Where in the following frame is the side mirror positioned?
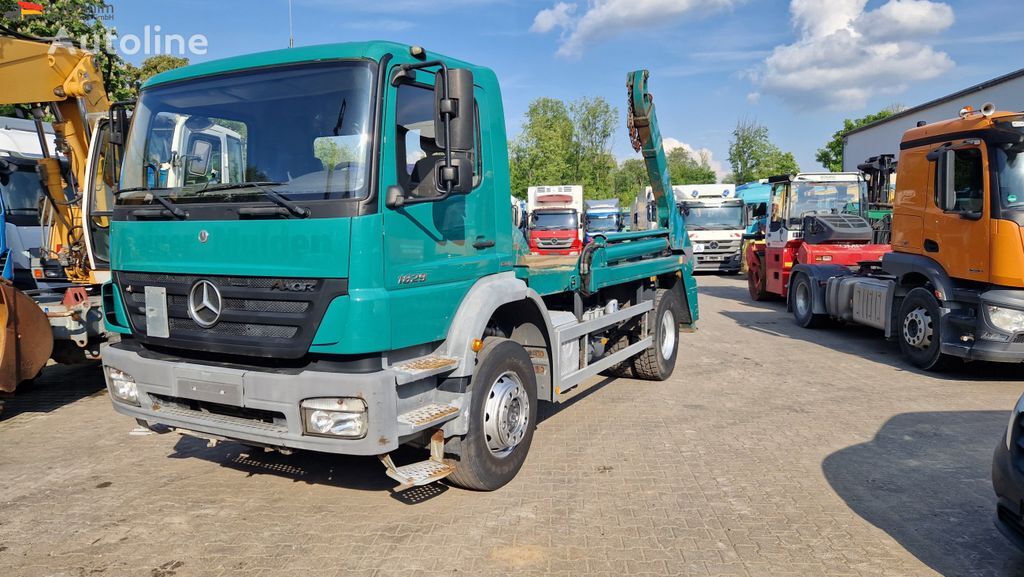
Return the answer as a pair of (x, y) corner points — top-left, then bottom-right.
(434, 68), (475, 152)
(435, 153), (473, 194)
(385, 185), (405, 209)
(108, 101), (133, 147)
(187, 139), (213, 177)
(938, 149), (957, 211)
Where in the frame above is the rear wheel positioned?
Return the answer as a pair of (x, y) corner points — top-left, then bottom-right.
(632, 288), (679, 381)
(791, 273), (826, 328)
(748, 253), (768, 301)
(600, 329), (635, 378)
(446, 338), (537, 491)
(897, 287), (958, 371)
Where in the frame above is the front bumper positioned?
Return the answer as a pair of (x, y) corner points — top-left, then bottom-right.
(994, 408), (1024, 551)
(693, 252), (742, 272)
(102, 341), (400, 455)
(940, 289), (1024, 363)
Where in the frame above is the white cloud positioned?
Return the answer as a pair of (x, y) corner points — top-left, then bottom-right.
(663, 137), (728, 182)
(746, 92), (761, 104)
(530, 0), (742, 58)
(531, 2), (576, 34)
(751, 0), (955, 110)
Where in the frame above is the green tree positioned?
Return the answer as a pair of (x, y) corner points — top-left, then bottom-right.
(815, 106), (903, 171)
(667, 147), (716, 185)
(132, 54), (189, 84)
(728, 118), (799, 183)
(0, 0), (136, 109)
(611, 158), (647, 207)
(508, 97), (574, 197)
(569, 96), (617, 199)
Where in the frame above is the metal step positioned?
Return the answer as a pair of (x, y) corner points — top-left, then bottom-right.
(397, 403), (460, 430)
(379, 430), (453, 491)
(391, 355), (460, 385)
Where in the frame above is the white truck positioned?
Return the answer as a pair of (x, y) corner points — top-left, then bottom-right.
(674, 184), (743, 273)
(526, 185), (583, 255)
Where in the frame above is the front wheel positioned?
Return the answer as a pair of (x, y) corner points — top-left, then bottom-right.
(897, 287), (957, 371)
(791, 273), (826, 328)
(632, 287), (680, 381)
(748, 253), (768, 301)
(446, 338), (538, 491)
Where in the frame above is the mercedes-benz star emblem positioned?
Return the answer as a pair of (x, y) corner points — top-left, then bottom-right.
(708, 241), (720, 250)
(188, 280), (222, 328)
(198, 230), (209, 243)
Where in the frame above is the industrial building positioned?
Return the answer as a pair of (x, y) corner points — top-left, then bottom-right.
(842, 67), (1024, 171)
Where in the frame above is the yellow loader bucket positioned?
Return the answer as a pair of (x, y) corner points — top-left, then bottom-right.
(0, 282), (52, 392)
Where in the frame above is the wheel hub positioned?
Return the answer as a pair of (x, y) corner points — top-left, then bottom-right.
(483, 371), (530, 458)
(795, 281), (810, 318)
(660, 307), (676, 359)
(902, 307), (933, 350)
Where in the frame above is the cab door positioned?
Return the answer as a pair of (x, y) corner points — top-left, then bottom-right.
(82, 117), (116, 281)
(764, 182), (789, 295)
(381, 66), (496, 350)
(924, 141), (990, 282)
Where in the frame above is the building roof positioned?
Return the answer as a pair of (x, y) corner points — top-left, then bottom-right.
(844, 67), (1024, 137)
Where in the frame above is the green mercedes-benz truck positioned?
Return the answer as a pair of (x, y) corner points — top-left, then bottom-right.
(100, 42), (698, 491)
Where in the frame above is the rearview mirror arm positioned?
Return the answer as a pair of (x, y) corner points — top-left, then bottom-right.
(396, 60), (455, 197)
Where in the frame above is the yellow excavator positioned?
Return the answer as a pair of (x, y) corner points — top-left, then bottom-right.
(0, 25), (114, 392)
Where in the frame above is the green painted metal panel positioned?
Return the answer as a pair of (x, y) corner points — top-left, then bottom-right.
(101, 281), (131, 334)
(110, 218), (351, 277)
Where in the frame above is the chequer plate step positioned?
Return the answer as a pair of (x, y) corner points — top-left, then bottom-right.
(397, 403), (460, 428)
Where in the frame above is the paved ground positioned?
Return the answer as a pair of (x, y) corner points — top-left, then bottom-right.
(2, 274), (1024, 577)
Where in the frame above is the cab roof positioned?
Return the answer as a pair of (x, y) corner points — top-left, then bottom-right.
(142, 41), (483, 89)
(899, 110), (1024, 146)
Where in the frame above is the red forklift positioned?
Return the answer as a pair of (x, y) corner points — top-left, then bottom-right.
(745, 172), (890, 303)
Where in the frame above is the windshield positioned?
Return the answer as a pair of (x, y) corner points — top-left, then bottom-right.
(533, 211), (578, 230)
(683, 204), (743, 230)
(0, 166), (43, 225)
(997, 147), (1024, 208)
(119, 61), (376, 205)
(788, 181), (864, 224)
(588, 213), (618, 231)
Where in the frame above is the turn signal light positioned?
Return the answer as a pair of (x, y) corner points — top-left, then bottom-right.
(471, 338), (484, 352)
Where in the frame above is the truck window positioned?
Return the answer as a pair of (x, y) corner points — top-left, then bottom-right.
(395, 81), (480, 198)
(946, 147), (984, 212)
(226, 134), (245, 184)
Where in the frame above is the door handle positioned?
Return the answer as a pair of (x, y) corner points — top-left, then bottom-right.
(924, 239), (939, 253)
(473, 238), (495, 249)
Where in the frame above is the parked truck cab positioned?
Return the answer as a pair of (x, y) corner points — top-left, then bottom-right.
(675, 184), (743, 273)
(527, 185), (583, 255)
(100, 44), (698, 491)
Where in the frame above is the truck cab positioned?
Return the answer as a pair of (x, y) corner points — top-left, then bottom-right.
(675, 184), (743, 273)
(99, 44), (698, 492)
(527, 185), (583, 255)
(584, 199), (622, 243)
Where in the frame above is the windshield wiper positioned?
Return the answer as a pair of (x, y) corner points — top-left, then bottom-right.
(149, 192), (187, 219)
(200, 182), (310, 218)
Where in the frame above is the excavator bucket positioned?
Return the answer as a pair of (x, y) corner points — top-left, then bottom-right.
(0, 282), (52, 392)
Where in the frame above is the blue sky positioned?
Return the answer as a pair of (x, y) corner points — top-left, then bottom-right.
(107, 0), (1024, 180)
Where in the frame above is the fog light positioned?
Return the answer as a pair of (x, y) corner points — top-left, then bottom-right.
(108, 368), (139, 406)
(301, 398), (367, 439)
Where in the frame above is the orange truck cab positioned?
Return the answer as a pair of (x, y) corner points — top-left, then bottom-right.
(786, 105), (1024, 371)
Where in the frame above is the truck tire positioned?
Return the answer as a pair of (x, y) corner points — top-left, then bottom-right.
(446, 338), (537, 491)
(791, 273), (826, 328)
(897, 287), (957, 371)
(748, 253), (768, 301)
(599, 328), (636, 378)
(632, 288), (679, 381)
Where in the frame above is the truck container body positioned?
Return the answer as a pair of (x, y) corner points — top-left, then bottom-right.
(527, 185), (583, 255)
(584, 198), (621, 243)
(675, 184), (742, 273)
(100, 44), (698, 490)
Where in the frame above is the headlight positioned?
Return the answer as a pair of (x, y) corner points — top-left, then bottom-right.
(986, 305), (1024, 333)
(301, 398), (367, 439)
(1007, 394), (1024, 449)
(107, 368), (139, 406)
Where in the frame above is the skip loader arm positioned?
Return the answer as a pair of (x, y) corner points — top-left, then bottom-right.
(626, 69), (687, 251)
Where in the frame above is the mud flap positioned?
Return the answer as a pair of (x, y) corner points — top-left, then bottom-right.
(0, 283), (53, 392)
